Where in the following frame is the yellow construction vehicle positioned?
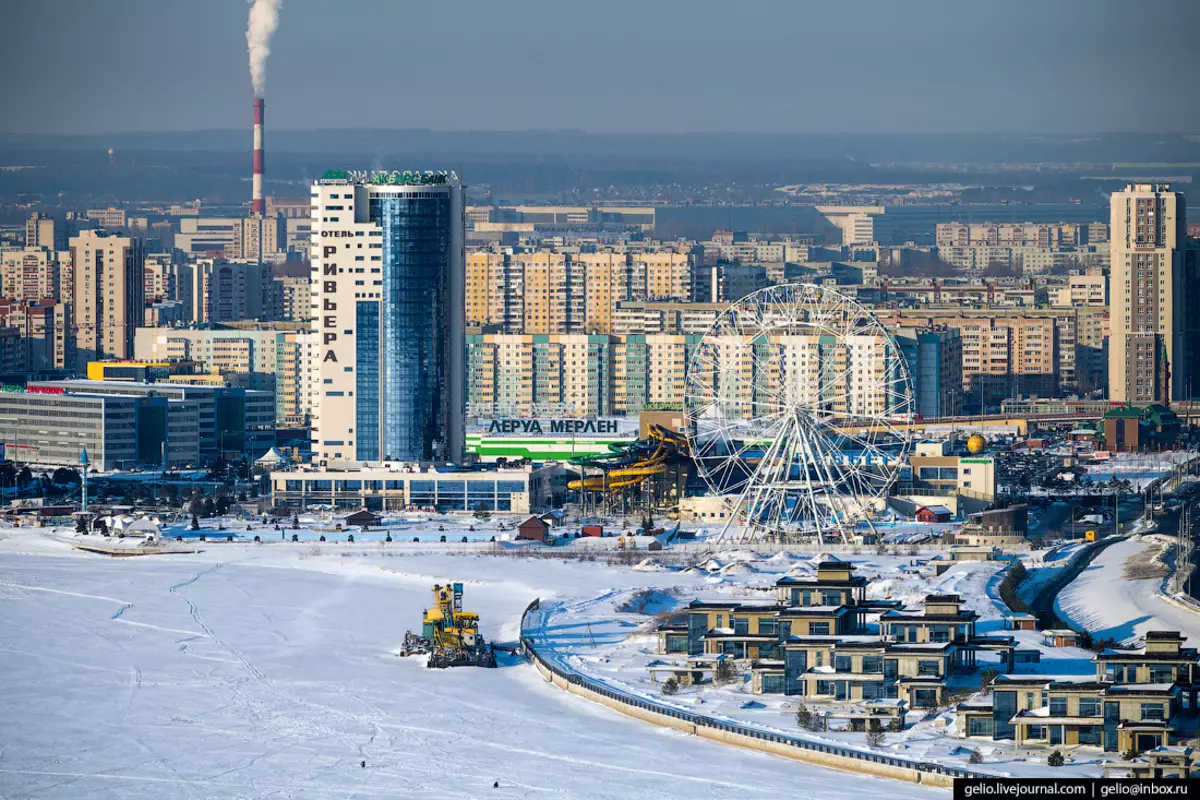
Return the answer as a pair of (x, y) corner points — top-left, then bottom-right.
(402, 583), (497, 668)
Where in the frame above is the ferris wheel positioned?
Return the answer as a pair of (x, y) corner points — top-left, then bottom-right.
(684, 284), (915, 543)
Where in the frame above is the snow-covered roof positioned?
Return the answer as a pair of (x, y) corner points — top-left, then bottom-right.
(1104, 683), (1176, 693)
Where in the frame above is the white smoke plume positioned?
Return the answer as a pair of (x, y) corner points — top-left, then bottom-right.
(247, 0), (283, 96)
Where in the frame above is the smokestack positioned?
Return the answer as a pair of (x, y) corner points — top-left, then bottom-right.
(253, 98), (265, 216)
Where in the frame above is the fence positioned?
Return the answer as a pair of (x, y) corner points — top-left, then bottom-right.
(517, 598), (984, 787)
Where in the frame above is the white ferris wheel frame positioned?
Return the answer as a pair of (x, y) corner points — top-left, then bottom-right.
(683, 283), (916, 544)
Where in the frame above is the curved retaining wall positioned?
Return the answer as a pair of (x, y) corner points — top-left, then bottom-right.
(518, 598), (980, 788)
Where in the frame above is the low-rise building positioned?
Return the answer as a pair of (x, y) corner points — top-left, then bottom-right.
(980, 631), (1200, 753)
(268, 462), (557, 513)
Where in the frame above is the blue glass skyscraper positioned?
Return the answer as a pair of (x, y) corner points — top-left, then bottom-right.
(312, 171), (465, 466)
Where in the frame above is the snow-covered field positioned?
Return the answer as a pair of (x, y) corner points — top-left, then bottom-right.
(0, 530), (939, 800)
(1082, 451), (1196, 492)
(1056, 535), (1200, 646)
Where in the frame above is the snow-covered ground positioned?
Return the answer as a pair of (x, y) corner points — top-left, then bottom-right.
(1056, 535), (1200, 646)
(0, 529), (939, 800)
(525, 552), (1117, 778)
(1082, 451), (1196, 492)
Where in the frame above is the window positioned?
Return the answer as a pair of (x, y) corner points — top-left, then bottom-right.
(1078, 698), (1100, 717)
(758, 618), (777, 637)
(862, 655), (882, 674)
(1149, 666), (1174, 683)
(1049, 697), (1067, 717)
(834, 655), (852, 673)
(816, 680), (834, 696)
(1141, 703), (1165, 721)
(732, 617), (749, 636)
(968, 717), (994, 737)
(917, 660), (940, 677)
(809, 622), (830, 636)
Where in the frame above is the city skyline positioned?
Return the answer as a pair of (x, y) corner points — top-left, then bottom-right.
(4, 0), (1199, 136)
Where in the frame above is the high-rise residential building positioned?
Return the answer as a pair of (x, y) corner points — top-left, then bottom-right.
(273, 275), (312, 323)
(0, 300), (72, 370)
(1051, 272), (1108, 308)
(0, 248), (62, 301)
(1108, 183), (1195, 404)
(311, 170), (466, 466)
(894, 327), (964, 419)
(466, 329), (910, 421)
(144, 253), (193, 308)
(25, 212), (69, 250)
(175, 216), (285, 262)
(190, 259), (266, 324)
(464, 245), (691, 335)
(877, 309), (1060, 411)
(69, 229), (145, 372)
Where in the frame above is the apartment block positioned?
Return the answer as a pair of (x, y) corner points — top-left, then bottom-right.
(176, 216), (285, 262)
(134, 322), (311, 426)
(465, 246), (691, 335)
(70, 229), (145, 372)
(936, 222), (1101, 248)
(0, 299), (72, 370)
(1108, 183), (1196, 403)
(190, 259), (266, 324)
(1, 248), (63, 301)
(1052, 272), (1108, 308)
(878, 309), (1063, 410)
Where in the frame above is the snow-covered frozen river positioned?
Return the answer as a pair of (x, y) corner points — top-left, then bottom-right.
(0, 536), (939, 799)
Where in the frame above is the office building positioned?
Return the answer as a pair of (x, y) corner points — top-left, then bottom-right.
(32, 379), (273, 463)
(466, 205), (654, 242)
(70, 230), (145, 372)
(1108, 183), (1196, 403)
(311, 170), (466, 466)
(816, 206), (893, 246)
(0, 386), (158, 470)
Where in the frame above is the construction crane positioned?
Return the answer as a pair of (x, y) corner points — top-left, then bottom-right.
(401, 583), (497, 668)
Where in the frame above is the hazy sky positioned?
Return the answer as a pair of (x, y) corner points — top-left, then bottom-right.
(5, 0), (1199, 135)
